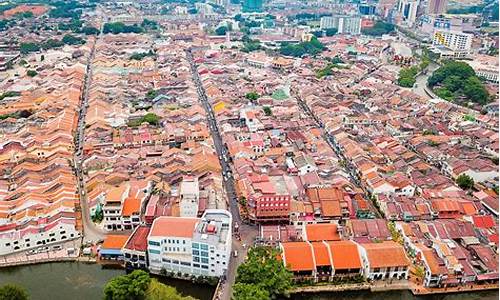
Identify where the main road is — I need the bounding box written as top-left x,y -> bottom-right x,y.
186,49 -> 257,300
74,32 -> 105,243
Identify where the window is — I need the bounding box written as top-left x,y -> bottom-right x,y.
193,264 -> 200,268
201,265 -> 208,269
181,261 -> 191,266
201,258 -> 209,264
149,249 -> 160,255
193,250 -> 200,256
172,260 -> 179,264
192,243 -> 199,249
200,244 -> 208,250
193,257 -> 200,262
201,251 -> 209,257
148,241 -> 160,247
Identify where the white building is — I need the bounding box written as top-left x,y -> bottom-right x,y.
397,0 -> 420,27
357,241 -> 410,281
432,30 -> 472,52
179,177 -> 200,218
0,220 -> 80,255
147,209 -> 232,278
320,15 -> 362,35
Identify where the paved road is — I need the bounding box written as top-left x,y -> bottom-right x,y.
186,49 -> 259,300
74,34 -> 105,243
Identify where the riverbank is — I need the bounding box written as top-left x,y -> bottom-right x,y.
0,261 -> 215,300
290,280 -> 499,296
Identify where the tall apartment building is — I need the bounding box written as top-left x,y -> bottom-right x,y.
426,0 -> 447,15
320,15 -> 362,35
432,29 -> 473,58
433,29 -> 472,51
147,209 -> 232,278
397,0 -> 420,27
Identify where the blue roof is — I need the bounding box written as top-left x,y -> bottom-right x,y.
100,249 -> 123,255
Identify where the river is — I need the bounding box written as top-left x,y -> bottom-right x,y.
0,262 -> 498,300
0,262 -> 215,300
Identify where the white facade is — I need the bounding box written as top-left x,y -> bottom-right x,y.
0,221 -> 80,255
397,0 -> 419,27
320,15 -> 362,35
357,242 -> 409,281
148,209 -> 232,278
432,30 -> 472,52
180,177 -> 200,218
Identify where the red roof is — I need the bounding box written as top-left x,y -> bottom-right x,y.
472,215 -> 495,229
149,217 -> 199,238
124,226 -> 150,252
327,240 -> 362,270
282,242 -> 314,271
305,223 -> 341,241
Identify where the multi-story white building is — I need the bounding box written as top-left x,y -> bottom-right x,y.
397,0 -> 420,27
320,15 -> 362,35
357,241 -> 410,281
432,30 -> 472,51
147,209 -> 232,278
179,177 -> 200,218
0,219 -> 80,255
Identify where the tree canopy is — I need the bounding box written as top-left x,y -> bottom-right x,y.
0,284 -> 29,300
361,21 -> 395,36
279,36 -> 325,57
215,26 -> 228,36
456,174 -> 474,190
103,271 -> 193,300
103,22 -> 144,34
325,28 -> 338,36
234,246 -> 293,300
103,270 -> 151,300
428,61 -> 490,105
397,66 -> 419,88
145,279 -> 195,300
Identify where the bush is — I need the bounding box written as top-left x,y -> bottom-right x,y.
27,70 -> 37,77
362,21 -> 394,36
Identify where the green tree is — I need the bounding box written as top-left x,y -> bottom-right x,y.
142,113 -> 160,126
27,70 -> 37,77
0,284 -> 29,300
145,279 -> 195,300
325,28 -> 338,36
146,89 -> 159,99
82,26 -> 99,35
235,246 -> 293,299
456,174 -> 474,190
361,21 -> 394,36
103,270 -> 151,300
245,91 -> 259,101
62,34 -> 84,45
233,283 -> 270,300
215,26 -> 228,36
463,76 -> 489,105
263,106 -> 272,116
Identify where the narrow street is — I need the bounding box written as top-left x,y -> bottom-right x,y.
291,82 -> 383,219
74,34 -> 104,243
186,49 -> 258,300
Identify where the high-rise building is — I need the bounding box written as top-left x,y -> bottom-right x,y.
426,0 -> 447,15
432,29 -> 472,51
397,0 -> 420,27
320,15 -> 362,35
242,0 -> 263,12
